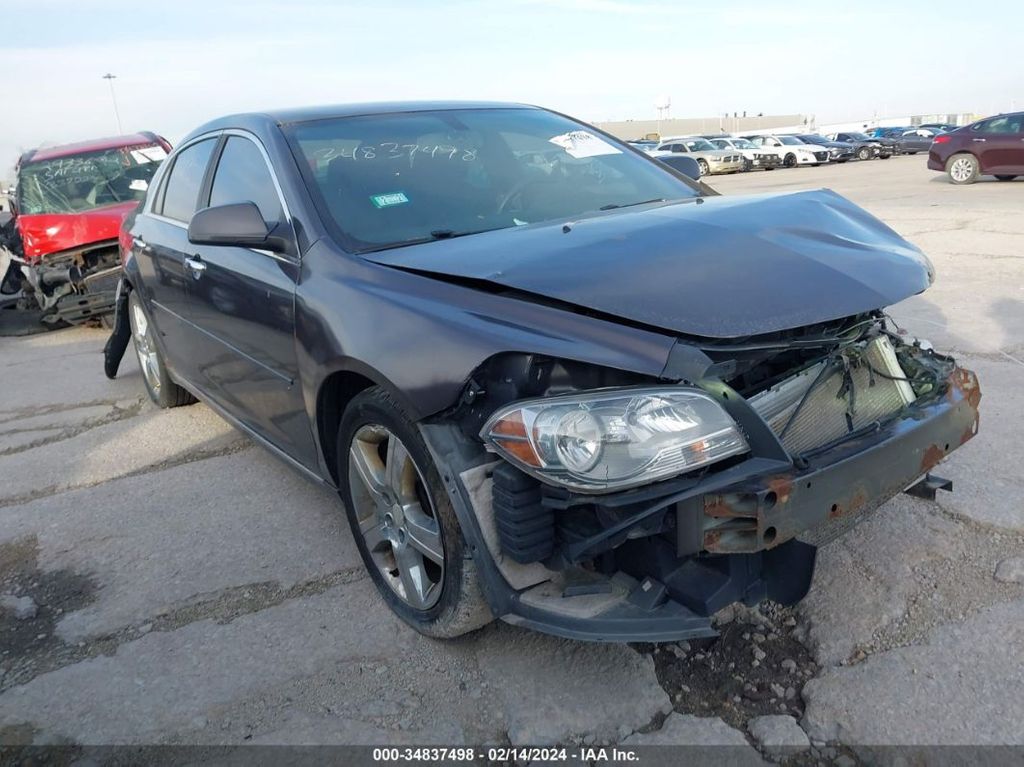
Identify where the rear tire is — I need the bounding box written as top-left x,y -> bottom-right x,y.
995,175 -> 1017,181
127,291 -> 196,408
947,153 -> 980,185
337,387 -> 493,638
783,153 -> 796,168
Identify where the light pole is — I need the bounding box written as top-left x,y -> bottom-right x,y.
102,73 -> 123,134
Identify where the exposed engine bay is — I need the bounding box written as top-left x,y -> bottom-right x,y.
0,224 -> 121,326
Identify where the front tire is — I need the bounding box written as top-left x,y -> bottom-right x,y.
338,387 -> 493,638
947,154 -> 980,185
857,147 -> 872,161
127,291 -> 196,408
697,159 -> 710,176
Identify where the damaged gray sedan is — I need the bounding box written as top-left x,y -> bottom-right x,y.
106,102 -> 981,641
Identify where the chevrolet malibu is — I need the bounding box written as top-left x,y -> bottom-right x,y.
106,102 -> 981,642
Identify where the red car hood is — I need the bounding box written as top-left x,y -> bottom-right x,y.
16,201 -> 139,262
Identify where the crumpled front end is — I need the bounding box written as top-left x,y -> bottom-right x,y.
423,317 -> 981,642
1,237 -> 122,326
1,209 -> 127,326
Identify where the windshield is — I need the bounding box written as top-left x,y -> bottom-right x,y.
731,138 -> 754,149
847,132 -> 871,141
778,136 -> 805,146
798,135 -> 826,144
287,108 -> 699,252
682,138 -> 716,152
17,144 -> 167,215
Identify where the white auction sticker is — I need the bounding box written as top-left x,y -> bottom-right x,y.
548,130 -> 622,159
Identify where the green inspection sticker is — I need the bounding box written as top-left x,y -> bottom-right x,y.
370,191 -> 409,208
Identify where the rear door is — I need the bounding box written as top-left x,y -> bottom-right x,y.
133,137 -> 218,366
970,115 -> 1024,174
181,133 -> 316,466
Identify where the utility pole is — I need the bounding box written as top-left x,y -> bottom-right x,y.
102,73 -> 123,134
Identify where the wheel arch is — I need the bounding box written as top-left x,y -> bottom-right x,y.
946,150 -> 979,163
315,362 -> 418,485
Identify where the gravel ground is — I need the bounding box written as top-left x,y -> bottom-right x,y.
1,157 -> 1022,763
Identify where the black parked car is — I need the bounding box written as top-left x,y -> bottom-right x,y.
789,134 -> 855,163
829,131 -> 894,160
105,102 -> 980,642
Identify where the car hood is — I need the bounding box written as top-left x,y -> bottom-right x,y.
15,200 -> 139,262
363,189 -> 934,339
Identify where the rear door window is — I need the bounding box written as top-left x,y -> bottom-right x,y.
974,117 -> 1023,134
159,139 -> 217,222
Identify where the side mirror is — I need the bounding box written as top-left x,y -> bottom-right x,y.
659,155 -> 702,181
188,202 -> 290,253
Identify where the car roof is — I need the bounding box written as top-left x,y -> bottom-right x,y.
20,132 -> 161,165
185,101 -> 539,138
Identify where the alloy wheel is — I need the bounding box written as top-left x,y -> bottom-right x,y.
130,302 -> 161,394
348,424 -> 445,610
949,157 -> 976,183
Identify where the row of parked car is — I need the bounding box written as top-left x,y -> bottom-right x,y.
628,124 -> 955,177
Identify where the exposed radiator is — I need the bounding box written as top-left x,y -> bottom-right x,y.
748,336 -> 916,456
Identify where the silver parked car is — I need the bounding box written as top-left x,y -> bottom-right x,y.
652,137 -> 746,175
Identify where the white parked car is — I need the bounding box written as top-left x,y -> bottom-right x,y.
744,135 -> 830,167
704,136 -> 782,171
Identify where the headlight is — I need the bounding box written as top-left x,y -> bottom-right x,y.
480,387 -> 749,493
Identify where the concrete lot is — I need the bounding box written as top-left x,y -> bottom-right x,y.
1,157 -> 1022,760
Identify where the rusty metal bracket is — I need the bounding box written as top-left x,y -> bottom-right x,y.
904,473 -> 953,501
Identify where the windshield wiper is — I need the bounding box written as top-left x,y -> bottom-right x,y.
599,198 -> 665,211
358,226 -> 506,253
429,226 -> 505,240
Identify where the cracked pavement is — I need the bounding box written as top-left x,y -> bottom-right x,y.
1,158 -> 1022,762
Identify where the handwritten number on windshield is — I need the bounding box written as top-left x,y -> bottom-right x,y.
313,145 -> 478,162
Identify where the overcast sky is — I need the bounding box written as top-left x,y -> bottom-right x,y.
3,0 -> 1021,179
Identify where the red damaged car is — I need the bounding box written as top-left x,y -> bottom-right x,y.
0,132 -> 170,326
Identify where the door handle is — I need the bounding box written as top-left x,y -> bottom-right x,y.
972,138 -> 986,142
184,255 -> 207,277
133,237 -> 152,253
